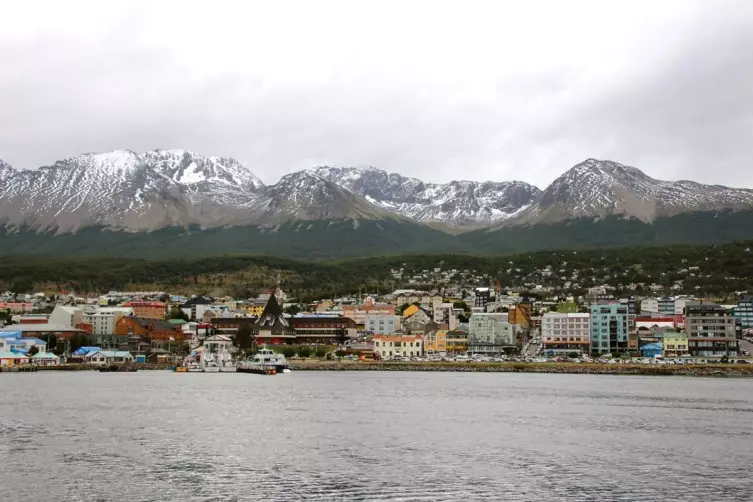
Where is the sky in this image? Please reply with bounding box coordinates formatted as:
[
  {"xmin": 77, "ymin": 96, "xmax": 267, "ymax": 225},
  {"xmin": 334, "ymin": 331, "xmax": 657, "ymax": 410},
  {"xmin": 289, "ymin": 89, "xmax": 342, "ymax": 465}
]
[{"xmin": 1, "ymin": 0, "xmax": 752, "ymax": 188}]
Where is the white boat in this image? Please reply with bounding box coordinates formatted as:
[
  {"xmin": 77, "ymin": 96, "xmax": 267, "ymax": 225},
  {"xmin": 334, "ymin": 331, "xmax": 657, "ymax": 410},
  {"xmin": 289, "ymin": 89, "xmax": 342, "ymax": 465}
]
[{"xmin": 237, "ymin": 348, "xmax": 289, "ymax": 374}]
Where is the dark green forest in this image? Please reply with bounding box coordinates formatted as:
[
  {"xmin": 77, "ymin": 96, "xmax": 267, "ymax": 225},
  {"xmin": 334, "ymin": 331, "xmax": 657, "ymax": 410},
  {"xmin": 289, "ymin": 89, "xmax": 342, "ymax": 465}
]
[
  {"xmin": 1, "ymin": 209, "xmax": 753, "ymax": 260},
  {"xmin": 1, "ymin": 240, "xmax": 752, "ymax": 300}
]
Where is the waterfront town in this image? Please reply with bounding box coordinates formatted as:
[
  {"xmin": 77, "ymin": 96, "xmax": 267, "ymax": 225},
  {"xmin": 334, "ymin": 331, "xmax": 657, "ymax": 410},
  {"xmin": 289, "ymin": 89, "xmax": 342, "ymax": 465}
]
[{"xmin": 1, "ymin": 266, "xmax": 752, "ymax": 370}]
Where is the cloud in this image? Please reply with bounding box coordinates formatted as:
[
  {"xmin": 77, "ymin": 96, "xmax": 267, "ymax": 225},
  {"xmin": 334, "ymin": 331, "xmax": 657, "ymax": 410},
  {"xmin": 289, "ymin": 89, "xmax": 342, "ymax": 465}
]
[{"xmin": 1, "ymin": 0, "xmax": 752, "ymax": 188}]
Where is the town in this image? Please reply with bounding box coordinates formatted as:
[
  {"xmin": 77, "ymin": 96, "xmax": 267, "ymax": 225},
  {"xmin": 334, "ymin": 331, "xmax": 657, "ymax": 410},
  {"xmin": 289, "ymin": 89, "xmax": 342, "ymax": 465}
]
[{"xmin": 1, "ymin": 264, "xmax": 752, "ymax": 370}]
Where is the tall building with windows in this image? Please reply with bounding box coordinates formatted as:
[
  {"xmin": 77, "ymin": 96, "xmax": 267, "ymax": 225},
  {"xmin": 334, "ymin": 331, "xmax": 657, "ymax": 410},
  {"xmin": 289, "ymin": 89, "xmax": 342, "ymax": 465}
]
[
  {"xmin": 734, "ymin": 295, "xmax": 753, "ymax": 330},
  {"xmin": 468, "ymin": 313, "xmax": 514, "ymax": 354},
  {"xmin": 541, "ymin": 313, "xmax": 590, "ymax": 355},
  {"xmin": 365, "ymin": 314, "xmax": 401, "ymax": 335},
  {"xmin": 589, "ymin": 304, "xmax": 632, "ymax": 355},
  {"xmin": 685, "ymin": 300, "xmax": 738, "ymax": 357}
]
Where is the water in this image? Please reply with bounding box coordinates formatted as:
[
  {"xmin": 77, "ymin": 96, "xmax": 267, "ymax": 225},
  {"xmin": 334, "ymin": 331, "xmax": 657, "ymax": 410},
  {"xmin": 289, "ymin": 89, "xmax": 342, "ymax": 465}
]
[{"xmin": 1, "ymin": 372, "xmax": 752, "ymax": 501}]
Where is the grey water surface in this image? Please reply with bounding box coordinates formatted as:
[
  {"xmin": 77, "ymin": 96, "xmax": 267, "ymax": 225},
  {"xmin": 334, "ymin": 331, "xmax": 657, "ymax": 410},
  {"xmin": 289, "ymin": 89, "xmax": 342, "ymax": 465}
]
[{"xmin": 1, "ymin": 371, "xmax": 752, "ymax": 501}]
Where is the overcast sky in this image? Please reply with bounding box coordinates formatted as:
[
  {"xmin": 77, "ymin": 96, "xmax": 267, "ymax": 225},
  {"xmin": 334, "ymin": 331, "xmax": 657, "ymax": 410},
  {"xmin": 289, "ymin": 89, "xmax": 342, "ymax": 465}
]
[{"xmin": 1, "ymin": 0, "xmax": 752, "ymax": 188}]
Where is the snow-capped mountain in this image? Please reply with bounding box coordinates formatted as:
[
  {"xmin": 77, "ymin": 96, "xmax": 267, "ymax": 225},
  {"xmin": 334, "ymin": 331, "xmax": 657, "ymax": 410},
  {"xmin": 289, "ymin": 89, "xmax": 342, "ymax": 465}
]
[
  {"xmin": 0, "ymin": 150, "xmax": 267, "ymax": 232},
  {"xmin": 0, "ymin": 150, "xmax": 389, "ymax": 232},
  {"xmin": 309, "ymin": 166, "xmax": 542, "ymax": 227},
  {"xmin": 256, "ymin": 171, "xmax": 393, "ymax": 223},
  {"xmin": 504, "ymin": 158, "xmax": 753, "ymax": 226}
]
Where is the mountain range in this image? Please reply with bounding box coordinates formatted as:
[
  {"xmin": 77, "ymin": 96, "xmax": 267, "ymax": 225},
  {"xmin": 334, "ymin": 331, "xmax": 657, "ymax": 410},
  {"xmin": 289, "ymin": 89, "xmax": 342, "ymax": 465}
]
[{"xmin": 1, "ymin": 149, "xmax": 753, "ymax": 259}]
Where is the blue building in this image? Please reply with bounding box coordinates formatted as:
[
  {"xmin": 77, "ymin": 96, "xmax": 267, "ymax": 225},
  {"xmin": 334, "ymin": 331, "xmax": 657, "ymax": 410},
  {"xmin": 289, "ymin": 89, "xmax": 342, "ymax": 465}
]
[
  {"xmin": 734, "ymin": 295, "xmax": 753, "ymax": 330},
  {"xmin": 589, "ymin": 303, "xmax": 633, "ymax": 355}
]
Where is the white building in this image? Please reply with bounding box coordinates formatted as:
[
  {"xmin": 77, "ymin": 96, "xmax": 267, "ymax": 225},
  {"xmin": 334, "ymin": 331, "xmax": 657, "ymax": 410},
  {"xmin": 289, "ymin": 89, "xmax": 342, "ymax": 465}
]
[
  {"xmin": 432, "ymin": 301, "xmax": 458, "ymax": 330},
  {"xmin": 83, "ymin": 307, "xmax": 133, "ymax": 335},
  {"xmin": 468, "ymin": 313, "xmax": 514, "ymax": 354},
  {"xmin": 48, "ymin": 305, "xmax": 85, "ymax": 327},
  {"xmin": 84, "ymin": 350, "xmax": 134, "ymax": 365},
  {"xmin": 373, "ymin": 334, "xmax": 424, "ymax": 359},
  {"xmin": 365, "ymin": 314, "xmax": 401, "ymax": 335},
  {"xmin": 541, "ymin": 312, "xmax": 591, "ymax": 355},
  {"xmin": 640, "ymin": 298, "xmax": 659, "ymax": 313}
]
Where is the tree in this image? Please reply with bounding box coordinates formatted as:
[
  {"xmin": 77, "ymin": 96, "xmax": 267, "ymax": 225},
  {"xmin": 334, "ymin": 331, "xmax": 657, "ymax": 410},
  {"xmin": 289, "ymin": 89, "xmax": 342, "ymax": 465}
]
[
  {"xmin": 235, "ymin": 325, "xmax": 254, "ymax": 350},
  {"xmin": 69, "ymin": 333, "xmax": 88, "ymax": 353},
  {"xmin": 281, "ymin": 346, "xmax": 296, "ymax": 358},
  {"xmin": 283, "ymin": 304, "xmax": 301, "ymax": 316},
  {"xmin": 314, "ymin": 346, "xmax": 328, "ymax": 358},
  {"xmin": 27, "ymin": 345, "xmax": 39, "ymax": 357},
  {"xmin": 297, "ymin": 346, "xmax": 312, "ymax": 358},
  {"xmin": 168, "ymin": 307, "xmax": 189, "ymax": 321},
  {"xmin": 335, "ymin": 349, "xmax": 346, "ymax": 358},
  {"xmin": 452, "ymin": 300, "xmax": 469, "ymax": 312},
  {"xmin": 397, "ymin": 303, "xmax": 411, "ymax": 315}
]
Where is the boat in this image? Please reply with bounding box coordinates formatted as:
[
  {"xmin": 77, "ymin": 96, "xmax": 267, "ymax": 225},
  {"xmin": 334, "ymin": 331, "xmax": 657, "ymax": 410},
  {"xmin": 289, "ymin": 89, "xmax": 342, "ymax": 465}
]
[
  {"xmin": 175, "ymin": 335, "xmax": 237, "ymax": 373},
  {"xmin": 237, "ymin": 348, "xmax": 288, "ymax": 375}
]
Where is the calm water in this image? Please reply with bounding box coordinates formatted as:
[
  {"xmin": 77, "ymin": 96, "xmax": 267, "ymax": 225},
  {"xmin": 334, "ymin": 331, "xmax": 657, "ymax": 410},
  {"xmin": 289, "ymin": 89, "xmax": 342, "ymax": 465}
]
[{"xmin": 1, "ymin": 371, "xmax": 752, "ymax": 501}]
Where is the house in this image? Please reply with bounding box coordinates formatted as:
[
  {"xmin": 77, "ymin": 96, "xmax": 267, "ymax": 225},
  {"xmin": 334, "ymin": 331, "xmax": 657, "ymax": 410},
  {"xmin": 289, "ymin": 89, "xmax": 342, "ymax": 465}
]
[
  {"xmin": 663, "ymin": 332, "xmax": 689, "ymax": 357},
  {"xmin": 30, "ymin": 352, "xmax": 60, "ymax": 366},
  {"xmin": 83, "ymin": 307, "xmax": 134, "ymax": 335},
  {"xmin": 373, "ymin": 334, "xmax": 424, "ymax": 359},
  {"xmin": 245, "ymin": 299, "xmax": 267, "ymax": 317},
  {"xmin": 403, "ymin": 307, "xmax": 431, "ymax": 326},
  {"xmin": 0, "ymin": 351, "xmax": 30, "ymax": 367},
  {"xmin": 84, "ymin": 350, "xmax": 134, "ymax": 365},
  {"xmin": 445, "ymin": 329, "xmax": 469, "ymax": 353},
  {"xmin": 640, "ymin": 342, "xmax": 663, "ymax": 358},
  {"xmin": 179, "ymin": 296, "xmax": 214, "ymax": 320}
]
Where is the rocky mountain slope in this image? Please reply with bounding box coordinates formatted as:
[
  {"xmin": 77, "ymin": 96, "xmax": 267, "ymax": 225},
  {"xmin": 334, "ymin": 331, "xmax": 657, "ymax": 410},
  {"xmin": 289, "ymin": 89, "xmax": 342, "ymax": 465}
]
[
  {"xmin": 494, "ymin": 158, "xmax": 753, "ymax": 227},
  {"xmin": 2, "ymin": 152, "xmax": 753, "ymax": 238},
  {"xmin": 310, "ymin": 166, "xmax": 541, "ymax": 227},
  {"xmin": 0, "ymin": 150, "xmax": 389, "ymax": 232}
]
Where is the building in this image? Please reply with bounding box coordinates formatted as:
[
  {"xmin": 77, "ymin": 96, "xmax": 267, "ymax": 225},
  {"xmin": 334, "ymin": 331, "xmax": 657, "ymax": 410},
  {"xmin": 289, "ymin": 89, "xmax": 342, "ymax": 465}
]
[
  {"xmin": 115, "ymin": 316, "xmax": 185, "ymax": 342},
  {"xmin": 123, "ymin": 301, "xmax": 167, "ymax": 319},
  {"xmin": 663, "ymin": 332, "xmax": 689, "ymax": 357},
  {"xmin": 641, "ymin": 298, "xmax": 659, "ymax": 313},
  {"xmin": 0, "ymin": 302, "xmax": 34, "ymax": 313},
  {"xmin": 84, "ymin": 350, "xmax": 134, "ymax": 365},
  {"xmin": 473, "ymin": 288, "xmax": 491, "ymax": 309},
  {"xmin": 210, "ymin": 317, "xmax": 257, "ymax": 337},
  {"xmin": 589, "ymin": 303, "xmax": 632, "ymax": 355},
  {"xmin": 508, "ymin": 302, "xmax": 532, "ymax": 328},
  {"xmin": 290, "ymin": 314, "xmax": 357, "ymax": 344},
  {"xmin": 541, "ymin": 312, "xmax": 590, "ymax": 355},
  {"xmin": 83, "ymin": 308, "xmax": 133, "ymax": 335},
  {"xmin": 0, "ymin": 351, "xmax": 30, "ymax": 367},
  {"xmin": 253, "ymin": 294, "xmax": 296, "ymax": 344},
  {"xmin": 424, "ymin": 329, "xmax": 448, "ymax": 354},
  {"xmin": 685, "ymin": 300, "xmax": 738, "ymax": 357},
  {"xmin": 30, "ymin": 352, "xmax": 60, "ymax": 366},
  {"xmin": 365, "ymin": 314, "xmax": 401, "ymax": 335},
  {"xmin": 48, "ymin": 305, "xmax": 84, "ymax": 327},
  {"xmin": 18, "ymin": 314, "xmax": 50, "ymax": 324},
  {"xmin": 373, "ymin": 334, "xmax": 424, "ymax": 359},
  {"xmin": 734, "ymin": 295, "xmax": 753, "ymax": 330},
  {"xmin": 403, "ymin": 308, "xmax": 432, "ymax": 326},
  {"xmin": 657, "ymin": 297, "xmax": 676, "ymax": 315},
  {"xmin": 0, "ymin": 323, "xmax": 87, "ymax": 339},
  {"xmin": 245, "ymin": 299, "xmax": 267, "ymax": 317},
  {"xmin": 432, "ymin": 301, "xmax": 458, "ymax": 330},
  {"xmin": 343, "ymin": 297, "xmax": 395, "ymax": 325},
  {"xmin": 639, "ymin": 342, "xmax": 663, "ymax": 358},
  {"xmin": 445, "ymin": 328, "xmax": 469, "ymax": 353},
  {"xmin": 468, "ymin": 313, "xmax": 514, "ymax": 355}
]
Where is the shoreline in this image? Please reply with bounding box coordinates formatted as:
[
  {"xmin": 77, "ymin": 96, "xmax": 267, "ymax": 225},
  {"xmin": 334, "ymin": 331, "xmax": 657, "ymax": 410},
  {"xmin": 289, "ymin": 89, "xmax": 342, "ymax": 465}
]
[
  {"xmin": 288, "ymin": 360, "xmax": 753, "ymax": 377},
  {"xmin": 4, "ymin": 361, "xmax": 753, "ymax": 377}
]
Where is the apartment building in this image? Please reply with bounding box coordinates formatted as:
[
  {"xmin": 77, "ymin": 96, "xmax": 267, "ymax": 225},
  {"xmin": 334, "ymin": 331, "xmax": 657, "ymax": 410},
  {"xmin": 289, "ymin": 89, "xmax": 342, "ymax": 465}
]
[
  {"xmin": 541, "ymin": 312, "xmax": 590, "ymax": 355},
  {"xmin": 373, "ymin": 334, "xmax": 424, "ymax": 359},
  {"xmin": 468, "ymin": 313, "xmax": 514, "ymax": 354},
  {"xmin": 685, "ymin": 300, "xmax": 738, "ymax": 357},
  {"xmin": 589, "ymin": 304, "xmax": 632, "ymax": 355}
]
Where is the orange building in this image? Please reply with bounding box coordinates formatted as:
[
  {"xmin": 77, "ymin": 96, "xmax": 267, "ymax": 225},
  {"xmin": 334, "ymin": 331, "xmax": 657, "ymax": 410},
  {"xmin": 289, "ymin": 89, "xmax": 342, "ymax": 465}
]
[
  {"xmin": 115, "ymin": 316, "xmax": 184, "ymax": 342},
  {"xmin": 509, "ymin": 303, "xmax": 532, "ymax": 327},
  {"xmin": 123, "ymin": 301, "xmax": 167, "ymax": 319},
  {"xmin": 343, "ymin": 297, "xmax": 395, "ymax": 325}
]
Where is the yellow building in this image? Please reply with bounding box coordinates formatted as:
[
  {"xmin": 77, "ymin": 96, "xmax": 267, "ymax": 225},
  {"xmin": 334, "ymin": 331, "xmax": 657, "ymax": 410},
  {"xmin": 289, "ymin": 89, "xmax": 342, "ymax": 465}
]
[
  {"xmin": 663, "ymin": 332, "xmax": 689, "ymax": 357},
  {"xmin": 424, "ymin": 329, "xmax": 447, "ymax": 354},
  {"xmin": 445, "ymin": 329, "xmax": 469, "ymax": 353},
  {"xmin": 402, "ymin": 304, "xmax": 420, "ymax": 319}
]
